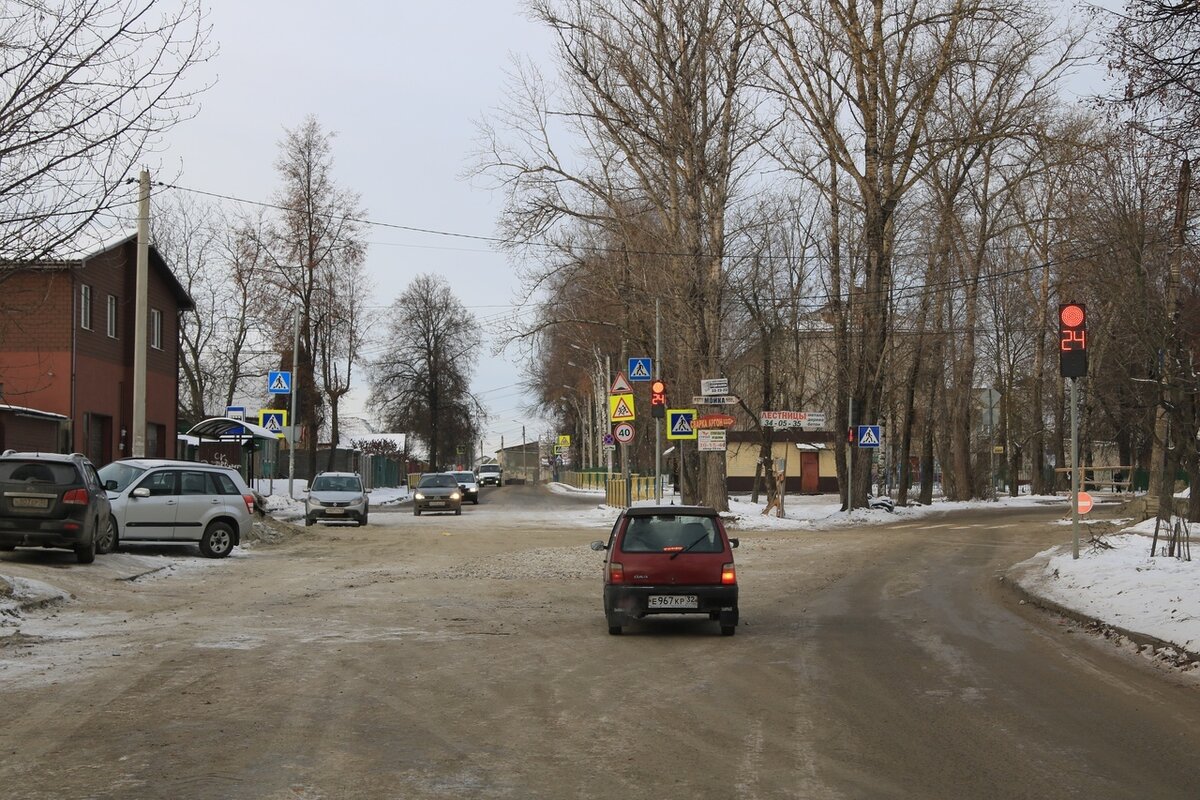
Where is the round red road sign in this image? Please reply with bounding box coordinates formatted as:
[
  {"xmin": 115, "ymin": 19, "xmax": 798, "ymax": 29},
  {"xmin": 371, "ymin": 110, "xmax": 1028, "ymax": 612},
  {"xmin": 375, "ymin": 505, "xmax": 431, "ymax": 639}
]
[
  {"xmin": 1076, "ymin": 491, "xmax": 1093, "ymax": 514},
  {"xmin": 614, "ymin": 422, "xmax": 635, "ymax": 443}
]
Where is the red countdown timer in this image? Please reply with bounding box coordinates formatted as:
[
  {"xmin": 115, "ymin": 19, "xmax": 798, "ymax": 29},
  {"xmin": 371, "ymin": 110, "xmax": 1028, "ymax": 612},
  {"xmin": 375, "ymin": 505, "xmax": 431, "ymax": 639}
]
[
  {"xmin": 650, "ymin": 379, "xmax": 667, "ymax": 419},
  {"xmin": 1059, "ymin": 303, "xmax": 1087, "ymax": 378}
]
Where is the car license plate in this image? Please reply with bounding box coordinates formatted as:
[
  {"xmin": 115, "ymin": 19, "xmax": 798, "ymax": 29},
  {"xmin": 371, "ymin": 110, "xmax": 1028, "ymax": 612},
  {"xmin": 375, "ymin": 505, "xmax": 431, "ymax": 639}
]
[
  {"xmin": 429, "ymin": 501, "xmax": 445, "ymax": 507},
  {"xmin": 649, "ymin": 595, "xmax": 698, "ymax": 609},
  {"xmin": 326, "ymin": 508, "xmax": 344, "ymax": 515},
  {"xmin": 11, "ymin": 497, "xmax": 48, "ymax": 509}
]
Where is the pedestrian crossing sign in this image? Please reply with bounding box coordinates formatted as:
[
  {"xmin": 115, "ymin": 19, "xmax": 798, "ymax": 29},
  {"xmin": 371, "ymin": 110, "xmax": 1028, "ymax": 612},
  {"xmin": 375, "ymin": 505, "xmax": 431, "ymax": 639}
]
[
  {"xmin": 268, "ymin": 370, "xmax": 292, "ymax": 394},
  {"xmin": 258, "ymin": 409, "xmax": 288, "ymax": 438},
  {"xmin": 628, "ymin": 357, "xmax": 652, "ymax": 381},
  {"xmin": 666, "ymin": 409, "xmax": 698, "ymax": 440},
  {"xmin": 609, "ymin": 393, "xmax": 636, "ymax": 422},
  {"xmin": 857, "ymin": 424, "xmax": 881, "ymax": 448}
]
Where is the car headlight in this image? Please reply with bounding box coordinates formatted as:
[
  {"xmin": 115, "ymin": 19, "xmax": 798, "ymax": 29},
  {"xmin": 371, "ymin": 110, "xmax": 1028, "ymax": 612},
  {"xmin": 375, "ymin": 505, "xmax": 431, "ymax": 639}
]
[
  {"xmin": 450, "ymin": 492, "xmax": 461, "ymax": 500},
  {"xmin": 468, "ymin": 486, "xmax": 477, "ymax": 493},
  {"xmin": 352, "ymin": 495, "xmax": 365, "ymax": 504},
  {"xmin": 414, "ymin": 492, "xmax": 425, "ymax": 500}
]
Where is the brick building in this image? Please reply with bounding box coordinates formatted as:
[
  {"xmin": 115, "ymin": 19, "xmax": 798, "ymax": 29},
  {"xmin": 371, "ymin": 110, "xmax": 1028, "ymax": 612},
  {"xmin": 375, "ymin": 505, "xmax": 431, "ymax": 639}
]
[{"xmin": 0, "ymin": 233, "xmax": 193, "ymax": 466}]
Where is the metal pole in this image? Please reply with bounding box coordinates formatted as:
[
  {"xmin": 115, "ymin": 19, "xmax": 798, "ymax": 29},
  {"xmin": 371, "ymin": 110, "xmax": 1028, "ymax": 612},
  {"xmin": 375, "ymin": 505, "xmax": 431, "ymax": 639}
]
[
  {"xmin": 605, "ymin": 355, "xmax": 612, "ymax": 479},
  {"xmin": 522, "ymin": 425, "xmax": 526, "ymax": 484},
  {"xmin": 847, "ymin": 399, "xmax": 853, "ymax": 511},
  {"xmin": 655, "ymin": 298, "xmax": 662, "ymax": 502},
  {"xmin": 288, "ymin": 308, "xmax": 300, "ymax": 498},
  {"xmin": 132, "ymin": 169, "xmax": 150, "ymax": 457},
  {"xmin": 1071, "ymin": 377, "xmax": 1080, "ymax": 559}
]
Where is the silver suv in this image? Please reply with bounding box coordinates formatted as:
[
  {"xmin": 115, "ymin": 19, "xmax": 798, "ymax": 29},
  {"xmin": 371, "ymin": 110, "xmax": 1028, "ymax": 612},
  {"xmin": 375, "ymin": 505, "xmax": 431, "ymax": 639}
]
[
  {"xmin": 98, "ymin": 459, "xmax": 254, "ymax": 558},
  {"xmin": 305, "ymin": 472, "xmax": 369, "ymax": 526}
]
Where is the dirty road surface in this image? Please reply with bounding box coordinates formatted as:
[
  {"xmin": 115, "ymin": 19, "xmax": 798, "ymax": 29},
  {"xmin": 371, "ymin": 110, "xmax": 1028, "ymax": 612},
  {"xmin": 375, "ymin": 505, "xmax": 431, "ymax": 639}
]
[{"xmin": 2, "ymin": 486, "xmax": 1199, "ymax": 799}]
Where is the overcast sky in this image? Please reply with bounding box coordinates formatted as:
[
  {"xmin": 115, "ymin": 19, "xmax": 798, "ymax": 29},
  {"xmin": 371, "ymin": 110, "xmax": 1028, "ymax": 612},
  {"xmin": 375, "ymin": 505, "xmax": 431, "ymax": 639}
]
[{"xmin": 158, "ymin": 1, "xmax": 554, "ymax": 457}]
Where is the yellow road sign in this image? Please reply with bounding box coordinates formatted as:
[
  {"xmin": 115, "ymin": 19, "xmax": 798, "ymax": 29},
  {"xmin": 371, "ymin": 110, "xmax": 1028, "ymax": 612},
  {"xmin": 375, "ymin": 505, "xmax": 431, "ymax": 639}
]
[
  {"xmin": 258, "ymin": 409, "xmax": 288, "ymax": 437},
  {"xmin": 557, "ymin": 434, "xmax": 571, "ymax": 448},
  {"xmin": 609, "ymin": 393, "xmax": 636, "ymax": 422}
]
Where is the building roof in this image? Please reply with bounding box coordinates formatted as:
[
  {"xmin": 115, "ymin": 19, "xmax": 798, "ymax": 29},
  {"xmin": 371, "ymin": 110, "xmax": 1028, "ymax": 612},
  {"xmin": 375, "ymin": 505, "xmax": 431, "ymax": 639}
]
[
  {"xmin": 8, "ymin": 229, "xmax": 194, "ymax": 311},
  {"xmin": 186, "ymin": 416, "xmax": 280, "ymax": 442},
  {"xmin": 0, "ymin": 403, "xmax": 69, "ymax": 422}
]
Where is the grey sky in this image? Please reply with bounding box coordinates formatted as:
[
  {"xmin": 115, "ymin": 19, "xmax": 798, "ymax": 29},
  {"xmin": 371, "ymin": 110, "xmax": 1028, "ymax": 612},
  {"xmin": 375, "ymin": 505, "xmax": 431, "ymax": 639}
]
[{"xmin": 159, "ymin": 1, "xmax": 552, "ymax": 458}]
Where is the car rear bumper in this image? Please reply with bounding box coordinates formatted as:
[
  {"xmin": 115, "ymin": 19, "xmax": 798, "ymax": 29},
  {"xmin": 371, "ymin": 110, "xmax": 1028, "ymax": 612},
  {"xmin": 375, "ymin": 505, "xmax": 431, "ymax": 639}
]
[
  {"xmin": 604, "ymin": 584, "xmax": 738, "ymax": 622},
  {"xmin": 0, "ymin": 517, "xmax": 89, "ymax": 548}
]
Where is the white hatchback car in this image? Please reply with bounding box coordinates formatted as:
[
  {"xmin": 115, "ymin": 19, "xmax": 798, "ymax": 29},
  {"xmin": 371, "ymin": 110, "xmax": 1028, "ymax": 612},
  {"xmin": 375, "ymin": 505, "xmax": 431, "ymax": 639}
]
[{"xmin": 97, "ymin": 459, "xmax": 255, "ymax": 558}]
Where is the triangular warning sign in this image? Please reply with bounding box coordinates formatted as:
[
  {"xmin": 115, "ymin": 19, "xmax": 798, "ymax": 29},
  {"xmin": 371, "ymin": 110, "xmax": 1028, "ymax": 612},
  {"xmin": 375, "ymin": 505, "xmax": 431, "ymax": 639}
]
[
  {"xmin": 672, "ymin": 414, "xmax": 692, "ymax": 435},
  {"xmin": 610, "ymin": 372, "xmax": 633, "ymax": 394},
  {"xmin": 859, "ymin": 427, "xmax": 879, "ymax": 446},
  {"xmin": 630, "ymin": 360, "xmax": 650, "ymax": 380},
  {"xmin": 270, "ymin": 373, "xmax": 290, "ymax": 391},
  {"xmin": 612, "ymin": 397, "xmax": 634, "ymax": 419}
]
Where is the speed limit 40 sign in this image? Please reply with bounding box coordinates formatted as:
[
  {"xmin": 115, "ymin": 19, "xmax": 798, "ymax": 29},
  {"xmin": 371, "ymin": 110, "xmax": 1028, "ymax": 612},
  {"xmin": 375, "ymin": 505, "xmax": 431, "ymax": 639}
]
[{"xmin": 614, "ymin": 422, "xmax": 635, "ymax": 443}]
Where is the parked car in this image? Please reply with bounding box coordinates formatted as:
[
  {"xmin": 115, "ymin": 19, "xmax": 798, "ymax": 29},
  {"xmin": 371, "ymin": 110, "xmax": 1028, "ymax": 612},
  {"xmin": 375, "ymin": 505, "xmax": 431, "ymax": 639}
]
[
  {"xmin": 591, "ymin": 505, "xmax": 739, "ymax": 636},
  {"xmin": 452, "ymin": 471, "xmax": 480, "ymax": 504},
  {"xmin": 413, "ymin": 473, "xmax": 462, "ymax": 516},
  {"xmin": 476, "ymin": 463, "xmax": 502, "ymax": 486},
  {"xmin": 98, "ymin": 459, "xmax": 254, "ymax": 558},
  {"xmin": 0, "ymin": 450, "xmax": 113, "ymax": 564},
  {"xmin": 305, "ymin": 472, "xmax": 369, "ymax": 526}
]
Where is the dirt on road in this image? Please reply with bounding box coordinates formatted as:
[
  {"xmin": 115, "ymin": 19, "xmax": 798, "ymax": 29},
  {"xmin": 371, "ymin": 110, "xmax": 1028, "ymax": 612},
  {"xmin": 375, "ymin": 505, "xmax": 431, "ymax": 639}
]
[{"xmin": 2, "ymin": 487, "xmax": 1199, "ymax": 799}]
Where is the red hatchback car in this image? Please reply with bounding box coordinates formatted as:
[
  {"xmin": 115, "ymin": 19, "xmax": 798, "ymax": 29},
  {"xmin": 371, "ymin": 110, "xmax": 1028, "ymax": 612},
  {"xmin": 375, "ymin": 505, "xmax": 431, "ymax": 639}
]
[{"xmin": 591, "ymin": 505, "xmax": 739, "ymax": 636}]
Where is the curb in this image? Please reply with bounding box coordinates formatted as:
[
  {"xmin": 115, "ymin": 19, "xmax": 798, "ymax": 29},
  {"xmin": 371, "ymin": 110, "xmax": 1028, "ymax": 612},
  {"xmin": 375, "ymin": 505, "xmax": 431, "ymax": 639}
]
[{"xmin": 1001, "ymin": 560, "xmax": 1200, "ymax": 666}]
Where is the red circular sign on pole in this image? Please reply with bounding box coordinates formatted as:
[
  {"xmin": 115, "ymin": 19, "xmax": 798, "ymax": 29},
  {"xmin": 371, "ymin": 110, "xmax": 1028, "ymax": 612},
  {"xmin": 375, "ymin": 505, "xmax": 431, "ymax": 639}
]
[
  {"xmin": 1076, "ymin": 491, "xmax": 1093, "ymax": 514},
  {"xmin": 614, "ymin": 422, "xmax": 635, "ymax": 443}
]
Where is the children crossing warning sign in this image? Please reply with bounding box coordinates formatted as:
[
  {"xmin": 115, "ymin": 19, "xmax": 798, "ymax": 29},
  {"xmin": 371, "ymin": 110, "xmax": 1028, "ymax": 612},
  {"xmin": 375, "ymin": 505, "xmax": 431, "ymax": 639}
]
[
  {"xmin": 609, "ymin": 393, "xmax": 636, "ymax": 422},
  {"xmin": 666, "ymin": 409, "xmax": 697, "ymax": 440}
]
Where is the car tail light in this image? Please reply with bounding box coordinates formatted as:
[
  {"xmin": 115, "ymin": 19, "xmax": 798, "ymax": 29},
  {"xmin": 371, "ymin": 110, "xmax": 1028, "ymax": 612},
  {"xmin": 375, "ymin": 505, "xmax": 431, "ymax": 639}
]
[
  {"xmin": 721, "ymin": 563, "xmax": 736, "ymax": 585},
  {"xmin": 242, "ymin": 494, "xmax": 255, "ymax": 514},
  {"xmin": 608, "ymin": 561, "xmax": 624, "ymax": 584},
  {"xmin": 62, "ymin": 488, "xmax": 89, "ymax": 505},
  {"xmin": 63, "ymin": 521, "xmax": 80, "ymax": 531}
]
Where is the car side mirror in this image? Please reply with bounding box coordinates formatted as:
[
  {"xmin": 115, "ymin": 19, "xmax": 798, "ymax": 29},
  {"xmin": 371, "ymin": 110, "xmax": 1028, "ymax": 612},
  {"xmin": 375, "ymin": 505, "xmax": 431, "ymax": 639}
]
[
  {"xmin": 729, "ymin": 538, "xmax": 739, "ymax": 548},
  {"xmin": 132, "ymin": 487, "xmax": 150, "ymax": 498},
  {"xmin": 104, "ymin": 479, "xmax": 118, "ymax": 491},
  {"xmin": 590, "ymin": 540, "xmax": 607, "ymax": 551}
]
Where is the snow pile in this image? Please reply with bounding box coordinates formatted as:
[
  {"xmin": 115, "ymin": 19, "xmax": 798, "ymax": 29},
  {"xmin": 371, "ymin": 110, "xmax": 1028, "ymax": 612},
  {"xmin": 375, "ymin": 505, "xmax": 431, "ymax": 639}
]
[{"xmin": 0, "ymin": 575, "xmax": 70, "ymax": 625}]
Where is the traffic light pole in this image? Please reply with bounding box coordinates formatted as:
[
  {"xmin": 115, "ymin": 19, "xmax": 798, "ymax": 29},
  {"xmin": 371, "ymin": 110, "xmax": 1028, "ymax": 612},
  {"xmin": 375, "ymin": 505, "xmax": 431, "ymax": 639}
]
[
  {"xmin": 1071, "ymin": 377, "xmax": 1080, "ymax": 560},
  {"xmin": 655, "ymin": 299, "xmax": 661, "ymax": 502}
]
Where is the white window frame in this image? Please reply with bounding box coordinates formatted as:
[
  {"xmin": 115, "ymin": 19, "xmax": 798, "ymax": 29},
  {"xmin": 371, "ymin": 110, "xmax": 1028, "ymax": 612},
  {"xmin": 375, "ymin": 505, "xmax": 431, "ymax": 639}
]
[
  {"xmin": 80, "ymin": 284, "xmax": 92, "ymax": 330},
  {"xmin": 150, "ymin": 308, "xmax": 162, "ymax": 350},
  {"xmin": 106, "ymin": 295, "xmax": 118, "ymax": 338}
]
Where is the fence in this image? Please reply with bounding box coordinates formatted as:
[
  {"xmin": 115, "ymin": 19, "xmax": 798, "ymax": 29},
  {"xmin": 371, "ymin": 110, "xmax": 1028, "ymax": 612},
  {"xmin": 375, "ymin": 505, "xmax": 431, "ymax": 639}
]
[
  {"xmin": 605, "ymin": 476, "xmax": 659, "ymax": 508},
  {"xmin": 562, "ymin": 471, "xmax": 609, "ymax": 491}
]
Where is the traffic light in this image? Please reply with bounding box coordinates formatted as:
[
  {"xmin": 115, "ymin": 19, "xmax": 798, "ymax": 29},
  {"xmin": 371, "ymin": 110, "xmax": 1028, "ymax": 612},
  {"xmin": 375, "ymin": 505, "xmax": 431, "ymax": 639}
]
[
  {"xmin": 1059, "ymin": 303, "xmax": 1088, "ymax": 378},
  {"xmin": 650, "ymin": 379, "xmax": 667, "ymax": 419},
  {"xmin": 847, "ymin": 426, "xmax": 856, "ymax": 445}
]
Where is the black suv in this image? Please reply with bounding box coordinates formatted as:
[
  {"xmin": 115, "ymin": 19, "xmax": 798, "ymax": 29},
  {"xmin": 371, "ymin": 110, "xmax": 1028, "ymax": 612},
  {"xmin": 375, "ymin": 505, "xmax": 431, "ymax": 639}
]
[{"xmin": 0, "ymin": 451, "xmax": 114, "ymax": 564}]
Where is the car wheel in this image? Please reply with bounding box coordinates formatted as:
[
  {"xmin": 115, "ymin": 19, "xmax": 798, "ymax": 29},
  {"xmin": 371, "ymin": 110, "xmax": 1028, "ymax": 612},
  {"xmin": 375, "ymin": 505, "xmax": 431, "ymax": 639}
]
[
  {"xmin": 473, "ymin": 498, "xmax": 479, "ymax": 505},
  {"xmin": 720, "ymin": 625, "xmax": 736, "ymax": 636},
  {"xmin": 95, "ymin": 515, "xmax": 118, "ymax": 555},
  {"xmin": 608, "ymin": 624, "xmax": 622, "ymax": 635},
  {"xmin": 359, "ymin": 515, "xmax": 368, "ymax": 527},
  {"xmin": 455, "ymin": 507, "xmax": 462, "ymax": 515},
  {"xmin": 199, "ymin": 521, "xmax": 235, "ymax": 558},
  {"xmin": 0, "ymin": 545, "xmax": 14, "ymax": 552},
  {"xmin": 75, "ymin": 535, "xmax": 96, "ymax": 564},
  {"xmin": 414, "ymin": 508, "xmax": 421, "ymax": 516},
  {"xmin": 305, "ymin": 516, "xmax": 314, "ymax": 527}
]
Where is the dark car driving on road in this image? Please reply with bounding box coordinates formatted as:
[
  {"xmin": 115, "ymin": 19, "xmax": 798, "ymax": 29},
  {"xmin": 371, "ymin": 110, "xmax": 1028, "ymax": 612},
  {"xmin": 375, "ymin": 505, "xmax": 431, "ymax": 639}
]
[
  {"xmin": 591, "ymin": 505, "xmax": 739, "ymax": 636},
  {"xmin": 0, "ymin": 451, "xmax": 113, "ymax": 564},
  {"xmin": 413, "ymin": 473, "xmax": 462, "ymax": 516}
]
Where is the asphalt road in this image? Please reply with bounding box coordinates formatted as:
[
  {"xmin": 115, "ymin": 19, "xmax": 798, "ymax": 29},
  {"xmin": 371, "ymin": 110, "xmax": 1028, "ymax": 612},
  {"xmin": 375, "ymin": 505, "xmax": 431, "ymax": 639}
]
[{"xmin": 1, "ymin": 488, "xmax": 1197, "ymax": 799}]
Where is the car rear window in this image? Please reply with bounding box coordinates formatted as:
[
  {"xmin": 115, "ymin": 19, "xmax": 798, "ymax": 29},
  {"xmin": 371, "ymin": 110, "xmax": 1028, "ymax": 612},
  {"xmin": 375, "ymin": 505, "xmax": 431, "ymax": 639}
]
[
  {"xmin": 620, "ymin": 515, "xmax": 723, "ymax": 553},
  {"xmin": 210, "ymin": 472, "xmax": 241, "ymax": 495},
  {"xmin": 0, "ymin": 460, "xmax": 78, "ymax": 484},
  {"xmin": 454, "ymin": 472, "xmax": 474, "ymax": 482}
]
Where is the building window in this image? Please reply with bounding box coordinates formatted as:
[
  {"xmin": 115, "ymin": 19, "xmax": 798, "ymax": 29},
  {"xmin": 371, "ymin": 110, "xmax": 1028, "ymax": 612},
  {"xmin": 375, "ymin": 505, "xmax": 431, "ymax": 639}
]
[
  {"xmin": 106, "ymin": 295, "xmax": 118, "ymax": 338},
  {"xmin": 80, "ymin": 284, "xmax": 92, "ymax": 330},
  {"xmin": 150, "ymin": 308, "xmax": 162, "ymax": 350}
]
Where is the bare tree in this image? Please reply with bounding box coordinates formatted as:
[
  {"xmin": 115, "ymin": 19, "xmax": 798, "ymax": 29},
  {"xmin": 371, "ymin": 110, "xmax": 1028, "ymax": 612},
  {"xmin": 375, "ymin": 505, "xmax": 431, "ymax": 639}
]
[
  {"xmin": 0, "ymin": 0, "xmax": 211, "ymax": 270},
  {"xmin": 474, "ymin": 0, "xmax": 767, "ymax": 509},
  {"xmin": 254, "ymin": 116, "xmax": 366, "ymax": 478},
  {"xmin": 369, "ymin": 274, "xmax": 481, "ymax": 471}
]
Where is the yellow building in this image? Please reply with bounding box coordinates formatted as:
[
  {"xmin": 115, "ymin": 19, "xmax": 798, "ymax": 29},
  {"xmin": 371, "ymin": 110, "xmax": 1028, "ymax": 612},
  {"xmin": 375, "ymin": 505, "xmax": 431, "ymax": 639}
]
[{"xmin": 725, "ymin": 431, "xmax": 839, "ymax": 494}]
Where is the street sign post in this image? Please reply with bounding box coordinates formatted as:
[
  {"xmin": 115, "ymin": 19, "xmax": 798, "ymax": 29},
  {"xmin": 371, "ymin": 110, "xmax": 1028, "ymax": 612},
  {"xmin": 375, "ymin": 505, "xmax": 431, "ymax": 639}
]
[
  {"xmin": 628, "ymin": 358, "xmax": 652, "ymax": 381},
  {"xmin": 857, "ymin": 425, "xmax": 881, "ymax": 448},
  {"xmin": 700, "ymin": 377, "xmax": 729, "ymax": 396},
  {"xmin": 614, "ymin": 422, "xmax": 635, "ymax": 443},
  {"xmin": 694, "ymin": 413, "xmax": 735, "ymax": 429},
  {"xmin": 258, "ymin": 409, "xmax": 287, "ymax": 438},
  {"xmin": 609, "ymin": 373, "xmax": 633, "ymax": 394},
  {"xmin": 762, "ymin": 410, "xmax": 826, "ymax": 429},
  {"xmin": 609, "ymin": 394, "xmax": 636, "ymax": 422},
  {"xmin": 666, "ymin": 409, "xmax": 698, "ymax": 440},
  {"xmin": 225, "ymin": 405, "xmax": 246, "ymax": 437},
  {"xmin": 268, "ymin": 371, "xmax": 292, "ymax": 394},
  {"xmin": 691, "ymin": 395, "xmax": 739, "ymax": 405},
  {"xmin": 1077, "ymin": 491, "xmax": 1094, "ymax": 514},
  {"xmin": 697, "ymin": 429, "xmax": 726, "ymax": 452}
]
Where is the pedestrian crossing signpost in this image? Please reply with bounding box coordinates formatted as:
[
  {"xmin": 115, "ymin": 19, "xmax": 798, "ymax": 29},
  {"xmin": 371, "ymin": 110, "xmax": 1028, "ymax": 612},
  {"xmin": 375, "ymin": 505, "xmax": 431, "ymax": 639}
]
[
  {"xmin": 628, "ymin": 357, "xmax": 652, "ymax": 382},
  {"xmin": 666, "ymin": 409, "xmax": 698, "ymax": 440},
  {"xmin": 258, "ymin": 409, "xmax": 287, "ymax": 438},
  {"xmin": 856, "ymin": 425, "xmax": 881, "ymax": 448},
  {"xmin": 268, "ymin": 371, "xmax": 292, "ymax": 394}
]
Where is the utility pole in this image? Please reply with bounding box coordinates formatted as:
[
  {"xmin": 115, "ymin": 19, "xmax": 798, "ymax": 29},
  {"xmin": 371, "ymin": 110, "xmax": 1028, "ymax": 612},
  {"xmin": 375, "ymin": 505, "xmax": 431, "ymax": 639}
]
[
  {"xmin": 288, "ymin": 308, "xmax": 300, "ymax": 498},
  {"xmin": 132, "ymin": 169, "xmax": 150, "ymax": 457},
  {"xmin": 1071, "ymin": 377, "xmax": 1080, "ymax": 559},
  {"xmin": 521, "ymin": 425, "xmax": 527, "ymax": 484}
]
